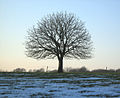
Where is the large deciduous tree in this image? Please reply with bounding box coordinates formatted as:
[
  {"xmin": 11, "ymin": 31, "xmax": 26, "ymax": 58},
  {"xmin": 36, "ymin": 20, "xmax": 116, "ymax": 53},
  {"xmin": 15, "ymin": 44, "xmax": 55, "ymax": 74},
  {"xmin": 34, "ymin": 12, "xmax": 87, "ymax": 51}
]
[{"xmin": 25, "ymin": 12, "xmax": 93, "ymax": 73}]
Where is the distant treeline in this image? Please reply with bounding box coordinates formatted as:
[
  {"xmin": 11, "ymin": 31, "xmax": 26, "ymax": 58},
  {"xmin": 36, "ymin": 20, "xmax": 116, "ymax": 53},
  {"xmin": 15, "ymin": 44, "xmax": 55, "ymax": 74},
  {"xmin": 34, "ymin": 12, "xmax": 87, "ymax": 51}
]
[
  {"xmin": 0, "ymin": 66, "xmax": 120, "ymax": 73},
  {"xmin": 64, "ymin": 67, "xmax": 120, "ymax": 73}
]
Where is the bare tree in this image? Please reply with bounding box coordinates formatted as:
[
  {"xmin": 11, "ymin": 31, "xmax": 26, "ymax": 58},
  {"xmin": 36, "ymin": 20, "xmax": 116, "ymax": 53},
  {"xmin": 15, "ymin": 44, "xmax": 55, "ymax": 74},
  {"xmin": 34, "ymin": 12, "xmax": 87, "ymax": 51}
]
[{"xmin": 25, "ymin": 12, "xmax": 93, "ymax": 73}]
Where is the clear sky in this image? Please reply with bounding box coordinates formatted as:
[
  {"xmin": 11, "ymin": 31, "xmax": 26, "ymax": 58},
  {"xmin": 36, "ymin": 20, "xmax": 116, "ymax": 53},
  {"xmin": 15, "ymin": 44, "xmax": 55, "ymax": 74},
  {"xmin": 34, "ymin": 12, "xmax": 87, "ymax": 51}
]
[{"xmin": 0, "ymin": 0, "xmax": 120, "ymax": 71}]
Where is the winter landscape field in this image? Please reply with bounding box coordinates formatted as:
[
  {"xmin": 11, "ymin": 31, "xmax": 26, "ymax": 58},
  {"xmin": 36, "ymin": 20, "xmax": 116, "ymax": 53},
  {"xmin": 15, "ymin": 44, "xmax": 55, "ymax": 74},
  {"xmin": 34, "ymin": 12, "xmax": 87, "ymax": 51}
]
[{"xmin": 0, "ymin": 72, "xmax": 120, "ymax": 98}]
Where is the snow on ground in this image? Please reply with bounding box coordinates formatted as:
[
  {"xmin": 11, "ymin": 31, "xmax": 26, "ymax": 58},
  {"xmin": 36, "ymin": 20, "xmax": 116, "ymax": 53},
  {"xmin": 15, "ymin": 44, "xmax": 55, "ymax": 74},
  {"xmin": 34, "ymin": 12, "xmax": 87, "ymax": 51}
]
[{"xmin": 0, "ymin": 73, "xmax": 120, "ymax": 98}]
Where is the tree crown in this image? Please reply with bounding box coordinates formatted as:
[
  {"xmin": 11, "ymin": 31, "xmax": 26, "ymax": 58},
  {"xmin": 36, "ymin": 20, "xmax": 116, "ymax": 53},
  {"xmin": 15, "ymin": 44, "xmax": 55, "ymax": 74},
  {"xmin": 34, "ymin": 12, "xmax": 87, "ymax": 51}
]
[{"xmin": 26, "ymin": 12, "xmax": 93, "ymax": 60}]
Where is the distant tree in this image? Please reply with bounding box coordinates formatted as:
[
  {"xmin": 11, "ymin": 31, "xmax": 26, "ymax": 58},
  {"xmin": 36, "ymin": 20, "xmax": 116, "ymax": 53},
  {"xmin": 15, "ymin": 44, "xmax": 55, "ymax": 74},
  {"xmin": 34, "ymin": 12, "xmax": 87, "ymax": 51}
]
[
  {"xmin": 50, "ymin": 69, "xmax": 58, "ymax": 73},
  {"xmin": 108, "ymin": 69, "xmax": 115, "ymax": 73},
  {"xmin": 116, "ymin": 69, "xmax": 120, "ymax": 73},
  {"xmin": 64, "ymin": 67, "xmax": 72, "ymax": 72},
  {"xmin": 13, "ymin": 68, "xmax": 26, "ymax": 72},
  {"xmin": 92, "ymin": 69, "xmax": 107, "ymax": 73},
  {"xmin": 0, "ymin": 69, "xmax": 4, "ymax": 72},
  {"xmin": 33, "ymin": 68, "xmax": 44, "ymax": 72},
  {"xmin": 69, "ymin": 66, "xmax": 89, "ymax": 72},
  {"xmin": 78, "ymin": 66, "xmax": 89, "ymax": 72},
  {"xmin": 36, "ymin": 68, "xmax": 44, "ymax": 72},
  {"xmin": 91, "ymin": 69, "xmax": 115, "ymax": 73},
  {"xmin": 28, "ymin": 69, "xmax": 33, "ymax": 72},
  {"xmin": 25, "ymin": 12, "xmax": 93, "ymax": 73}
]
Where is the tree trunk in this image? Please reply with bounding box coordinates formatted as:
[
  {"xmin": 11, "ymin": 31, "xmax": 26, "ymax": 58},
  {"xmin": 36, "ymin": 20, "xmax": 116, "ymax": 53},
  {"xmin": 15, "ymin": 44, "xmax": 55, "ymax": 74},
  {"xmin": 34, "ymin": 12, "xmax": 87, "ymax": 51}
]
[{"xmin": 58, "ymin": 57, "xmax": 63, "ymax": 73}]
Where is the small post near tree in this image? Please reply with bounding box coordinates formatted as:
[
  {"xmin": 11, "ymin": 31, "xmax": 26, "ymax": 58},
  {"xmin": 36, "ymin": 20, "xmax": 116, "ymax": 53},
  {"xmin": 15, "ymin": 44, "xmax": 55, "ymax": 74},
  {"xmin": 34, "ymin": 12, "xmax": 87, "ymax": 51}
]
[{"xmin": 25, "ymin": 12, "xmax": 93, "ymax": 73}]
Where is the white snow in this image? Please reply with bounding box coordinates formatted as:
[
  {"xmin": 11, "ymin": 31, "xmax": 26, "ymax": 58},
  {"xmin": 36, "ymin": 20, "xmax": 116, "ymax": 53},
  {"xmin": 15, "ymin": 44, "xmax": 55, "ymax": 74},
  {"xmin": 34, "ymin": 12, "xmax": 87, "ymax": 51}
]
[{"xmin": 0, "ymin": 74, "xmax": 120, "ymax": 97}]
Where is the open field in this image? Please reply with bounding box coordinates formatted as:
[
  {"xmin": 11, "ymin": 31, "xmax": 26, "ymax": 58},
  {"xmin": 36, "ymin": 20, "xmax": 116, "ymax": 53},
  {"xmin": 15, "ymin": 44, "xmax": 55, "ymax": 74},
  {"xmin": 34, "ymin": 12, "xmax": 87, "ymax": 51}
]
[{"xmin": 0, "ymin": 72, "xmax": 120, "ymax": 97}]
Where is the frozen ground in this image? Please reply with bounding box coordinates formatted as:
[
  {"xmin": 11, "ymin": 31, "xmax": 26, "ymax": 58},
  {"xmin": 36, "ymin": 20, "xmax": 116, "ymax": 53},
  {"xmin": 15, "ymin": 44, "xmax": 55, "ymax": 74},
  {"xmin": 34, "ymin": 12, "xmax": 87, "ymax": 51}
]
[{"xmin": 0, "ymin": 72, "xmax": 120, "ymax": 98}]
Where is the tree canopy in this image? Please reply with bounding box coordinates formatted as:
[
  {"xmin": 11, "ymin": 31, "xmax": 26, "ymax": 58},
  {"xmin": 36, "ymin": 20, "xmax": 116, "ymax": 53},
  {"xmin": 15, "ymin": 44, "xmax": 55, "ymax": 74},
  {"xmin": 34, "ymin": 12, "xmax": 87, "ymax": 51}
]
[{"xmin": 25, "ymin": 12, "xmax": 93, "ymax": 72}]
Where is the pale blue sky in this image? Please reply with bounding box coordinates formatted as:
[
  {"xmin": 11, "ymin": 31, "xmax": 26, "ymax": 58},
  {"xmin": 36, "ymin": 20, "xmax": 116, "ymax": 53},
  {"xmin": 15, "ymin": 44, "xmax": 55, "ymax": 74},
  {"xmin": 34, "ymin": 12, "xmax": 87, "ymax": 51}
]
[{"xmin": 0, "ymin": 0, "xmax": 120, "ymax": 71}]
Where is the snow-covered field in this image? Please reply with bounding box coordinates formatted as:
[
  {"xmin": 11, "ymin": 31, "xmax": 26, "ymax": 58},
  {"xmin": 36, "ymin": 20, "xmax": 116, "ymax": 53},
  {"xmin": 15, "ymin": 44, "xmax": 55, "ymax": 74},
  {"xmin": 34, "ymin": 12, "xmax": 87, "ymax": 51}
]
[{"xmin": 0, "ymin": 73, "xmax": 120, "ymax": 98}]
